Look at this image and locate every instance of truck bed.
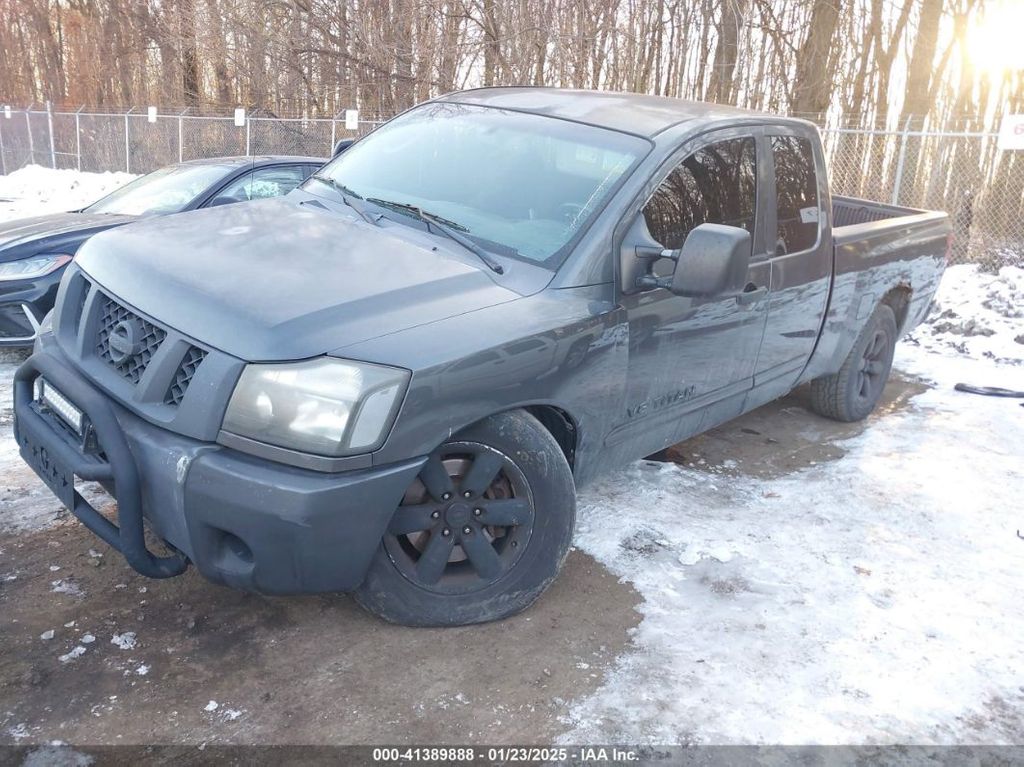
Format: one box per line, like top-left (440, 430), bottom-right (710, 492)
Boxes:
top-left (830, 195), bottom-right (949, 250)
top-left (801, 194), bottom-right (950, 384)
top-left (832, 195), bottom-right (928, 229)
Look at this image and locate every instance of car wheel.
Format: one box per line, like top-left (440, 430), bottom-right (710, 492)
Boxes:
top-left (355, 409), bottom-right (576, 627)
top-left (810, 303), bottom-right (898, 422)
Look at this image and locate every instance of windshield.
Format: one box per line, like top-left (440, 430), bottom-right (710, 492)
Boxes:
top-left (303, 103), bottom-right (647, 266)
top-left (85, 164), bottom-right (229, 215)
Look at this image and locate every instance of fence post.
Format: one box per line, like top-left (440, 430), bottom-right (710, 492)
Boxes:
top-left (178, 108), bottom-right (186, 163)
top-left (891, 115), bottom-right (913, 206)
top-left (46, 101), bottom-right (56, 168)
top-left (75, 106), bottom-right (83, 171)
top-left (124, 107), bottom-right (133, 173)
top-left (0, 118), bottom-right (6, 175)
top-left (25, 109), bottom-right (34, 165)
top-left (330, 115), bottom-right (337, 156)
top-left (245, 116), bottom-right (251, 156)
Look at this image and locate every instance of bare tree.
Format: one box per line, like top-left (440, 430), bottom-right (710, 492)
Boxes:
top-left (791, 0), bottom-right (843, 119)
top-left (0, 0), bottom-right (1008, 141)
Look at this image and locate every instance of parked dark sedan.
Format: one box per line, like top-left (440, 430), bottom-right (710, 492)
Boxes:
top-left (0, 155), bottom-right (324, 346)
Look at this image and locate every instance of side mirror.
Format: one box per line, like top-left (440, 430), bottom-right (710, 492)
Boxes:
top-left (667, 223), bottom-right (751, 298)
top-left (333, 138), bottom-right (355, 157)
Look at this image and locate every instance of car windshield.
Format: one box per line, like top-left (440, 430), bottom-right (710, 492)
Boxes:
top-left (303, 103), bottom-right (647, 266)
top-left (85, 164), bottom-right (229, 215)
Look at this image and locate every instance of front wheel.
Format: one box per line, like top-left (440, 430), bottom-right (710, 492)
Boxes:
top-left (355, 410), bottom-right (576, 627)
top-left (809, 303), bottom-right (898, 422)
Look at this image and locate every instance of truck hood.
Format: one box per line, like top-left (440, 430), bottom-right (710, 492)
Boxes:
top-left (0, 211), bottom-right (137, 259)
top-left (74, 198), bottom-right (524, 361)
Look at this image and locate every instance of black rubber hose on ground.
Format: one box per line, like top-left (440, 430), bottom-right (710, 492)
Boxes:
top-left (954, 383), bottom-right (1024, 407)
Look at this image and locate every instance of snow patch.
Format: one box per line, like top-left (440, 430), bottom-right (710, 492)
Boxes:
top-left (110, 632), bottom-right (137, 650)
top-left (50, 579), bottom-right (84, 598)
top-left (564, 343), bottom-right (1024, 745)
top-left (58, 646), bottom-right (87, 664)
top-left (0, 165), bottom-right (135, 220)
top-left (909, 264), bottom-right (1024, 365)
top-left (21, 746), bottom-right (94, 767)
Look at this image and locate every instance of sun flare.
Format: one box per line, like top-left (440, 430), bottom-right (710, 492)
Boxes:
top-left (966, 0), bottom-right (1024, 75)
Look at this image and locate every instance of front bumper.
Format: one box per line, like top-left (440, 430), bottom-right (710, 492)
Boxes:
top-left (0, 269), bottom-right (62, 347)
top-left (0, 302), bottom-right (44, 347)
top-left (13, 346), bottom-right (426, 594)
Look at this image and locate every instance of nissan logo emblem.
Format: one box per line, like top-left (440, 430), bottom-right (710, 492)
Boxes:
top-left (107, 318), bottom-right (145, 364)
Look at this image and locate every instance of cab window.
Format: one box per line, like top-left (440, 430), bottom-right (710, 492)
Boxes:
top-left (771, 136), bottom-right (819, 254)
top-left (642, 137), bottom-right (757, 254)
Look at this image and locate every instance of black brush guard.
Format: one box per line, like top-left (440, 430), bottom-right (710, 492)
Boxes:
top-left (13, 352), bottom-right (188, 578)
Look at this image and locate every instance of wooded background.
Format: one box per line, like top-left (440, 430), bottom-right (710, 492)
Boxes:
top-left (2, 0), bottom-right (1023, 264)
top-left (1, 0), bottom-right (1021, 133)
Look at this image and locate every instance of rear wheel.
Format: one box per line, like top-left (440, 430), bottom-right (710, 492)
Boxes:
top-left (810, 303), bottom-right (898, 422)
top-left (355, 410), bottom-right (576, 626)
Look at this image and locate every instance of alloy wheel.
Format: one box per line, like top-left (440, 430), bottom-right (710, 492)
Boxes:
top-left (383, 442), bottom-right (535, 595)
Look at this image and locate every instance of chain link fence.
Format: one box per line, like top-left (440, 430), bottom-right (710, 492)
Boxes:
top-left (0, 108), bottom-right (383, 176)
top-left (820, 124), bottom-right (1024, 268)
top-left (0, 105), bottom-right (1021, 267)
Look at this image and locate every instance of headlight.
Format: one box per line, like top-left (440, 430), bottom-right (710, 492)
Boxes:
top-left (0, 254), bottom-right (72, 281)
top-left (222, 357), bottom-right (409, 456)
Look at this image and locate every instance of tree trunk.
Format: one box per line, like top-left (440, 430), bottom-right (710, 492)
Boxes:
top-left (897, 0), bottom-right (944, 203)
top-left (706, 0), bottom-right (748, 104)
top-left (900, 0), bottom-right (943, 125)
top-left (482, 0), bottom-right (499, 86)
top-left (791, 0), bottom-right (843, 119)
top-left (179, 0), bottom-right (201, 106)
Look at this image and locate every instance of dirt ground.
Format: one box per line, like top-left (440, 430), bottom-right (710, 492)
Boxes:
top-left (0, 349), bottom-right (927, 746)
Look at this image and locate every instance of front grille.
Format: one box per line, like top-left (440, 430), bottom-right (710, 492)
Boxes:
top-left (61, 272), bottom-right (211, 412)
top-left (96, 294), bottom-right (166, 384)
top-left (165, 346), bottom-right (207, 406)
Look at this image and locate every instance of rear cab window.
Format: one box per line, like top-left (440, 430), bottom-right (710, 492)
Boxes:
top-left (770, 136), bottom-right (820, 255)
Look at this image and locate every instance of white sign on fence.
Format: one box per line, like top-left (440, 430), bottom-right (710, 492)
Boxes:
top-left (234, 108), bottom-right (246, 127)
top-left (344, 109), bottom-right (359, 130)
top-left (997, 114), bottom-right (1024, 150)
top-left (147, 106), bottom-right (157, 123)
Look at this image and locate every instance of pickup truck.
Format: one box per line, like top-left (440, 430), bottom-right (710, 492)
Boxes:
top-left (13, 88), bottom-right (951, 626)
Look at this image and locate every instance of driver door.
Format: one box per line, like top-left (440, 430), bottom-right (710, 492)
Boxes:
top-left (611, 129), bottom-right (771, 459)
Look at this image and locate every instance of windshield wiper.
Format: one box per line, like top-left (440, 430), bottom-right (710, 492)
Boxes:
top-left (365, 198), bottom-right (505, 275)
top-left (309, 175), bottom-right (378, 226)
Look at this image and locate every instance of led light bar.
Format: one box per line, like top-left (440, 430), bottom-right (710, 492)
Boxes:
top-left (38, 379), bottom-right (84, 435)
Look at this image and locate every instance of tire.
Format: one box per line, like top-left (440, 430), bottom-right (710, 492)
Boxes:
top-left (809, 303), bottom-right (898, 423)
top-left (355, 410), bottom-right (576, 627)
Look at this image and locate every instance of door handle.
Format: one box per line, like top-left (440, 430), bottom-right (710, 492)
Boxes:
top-left (735, 284), bottom-right (768, 305)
